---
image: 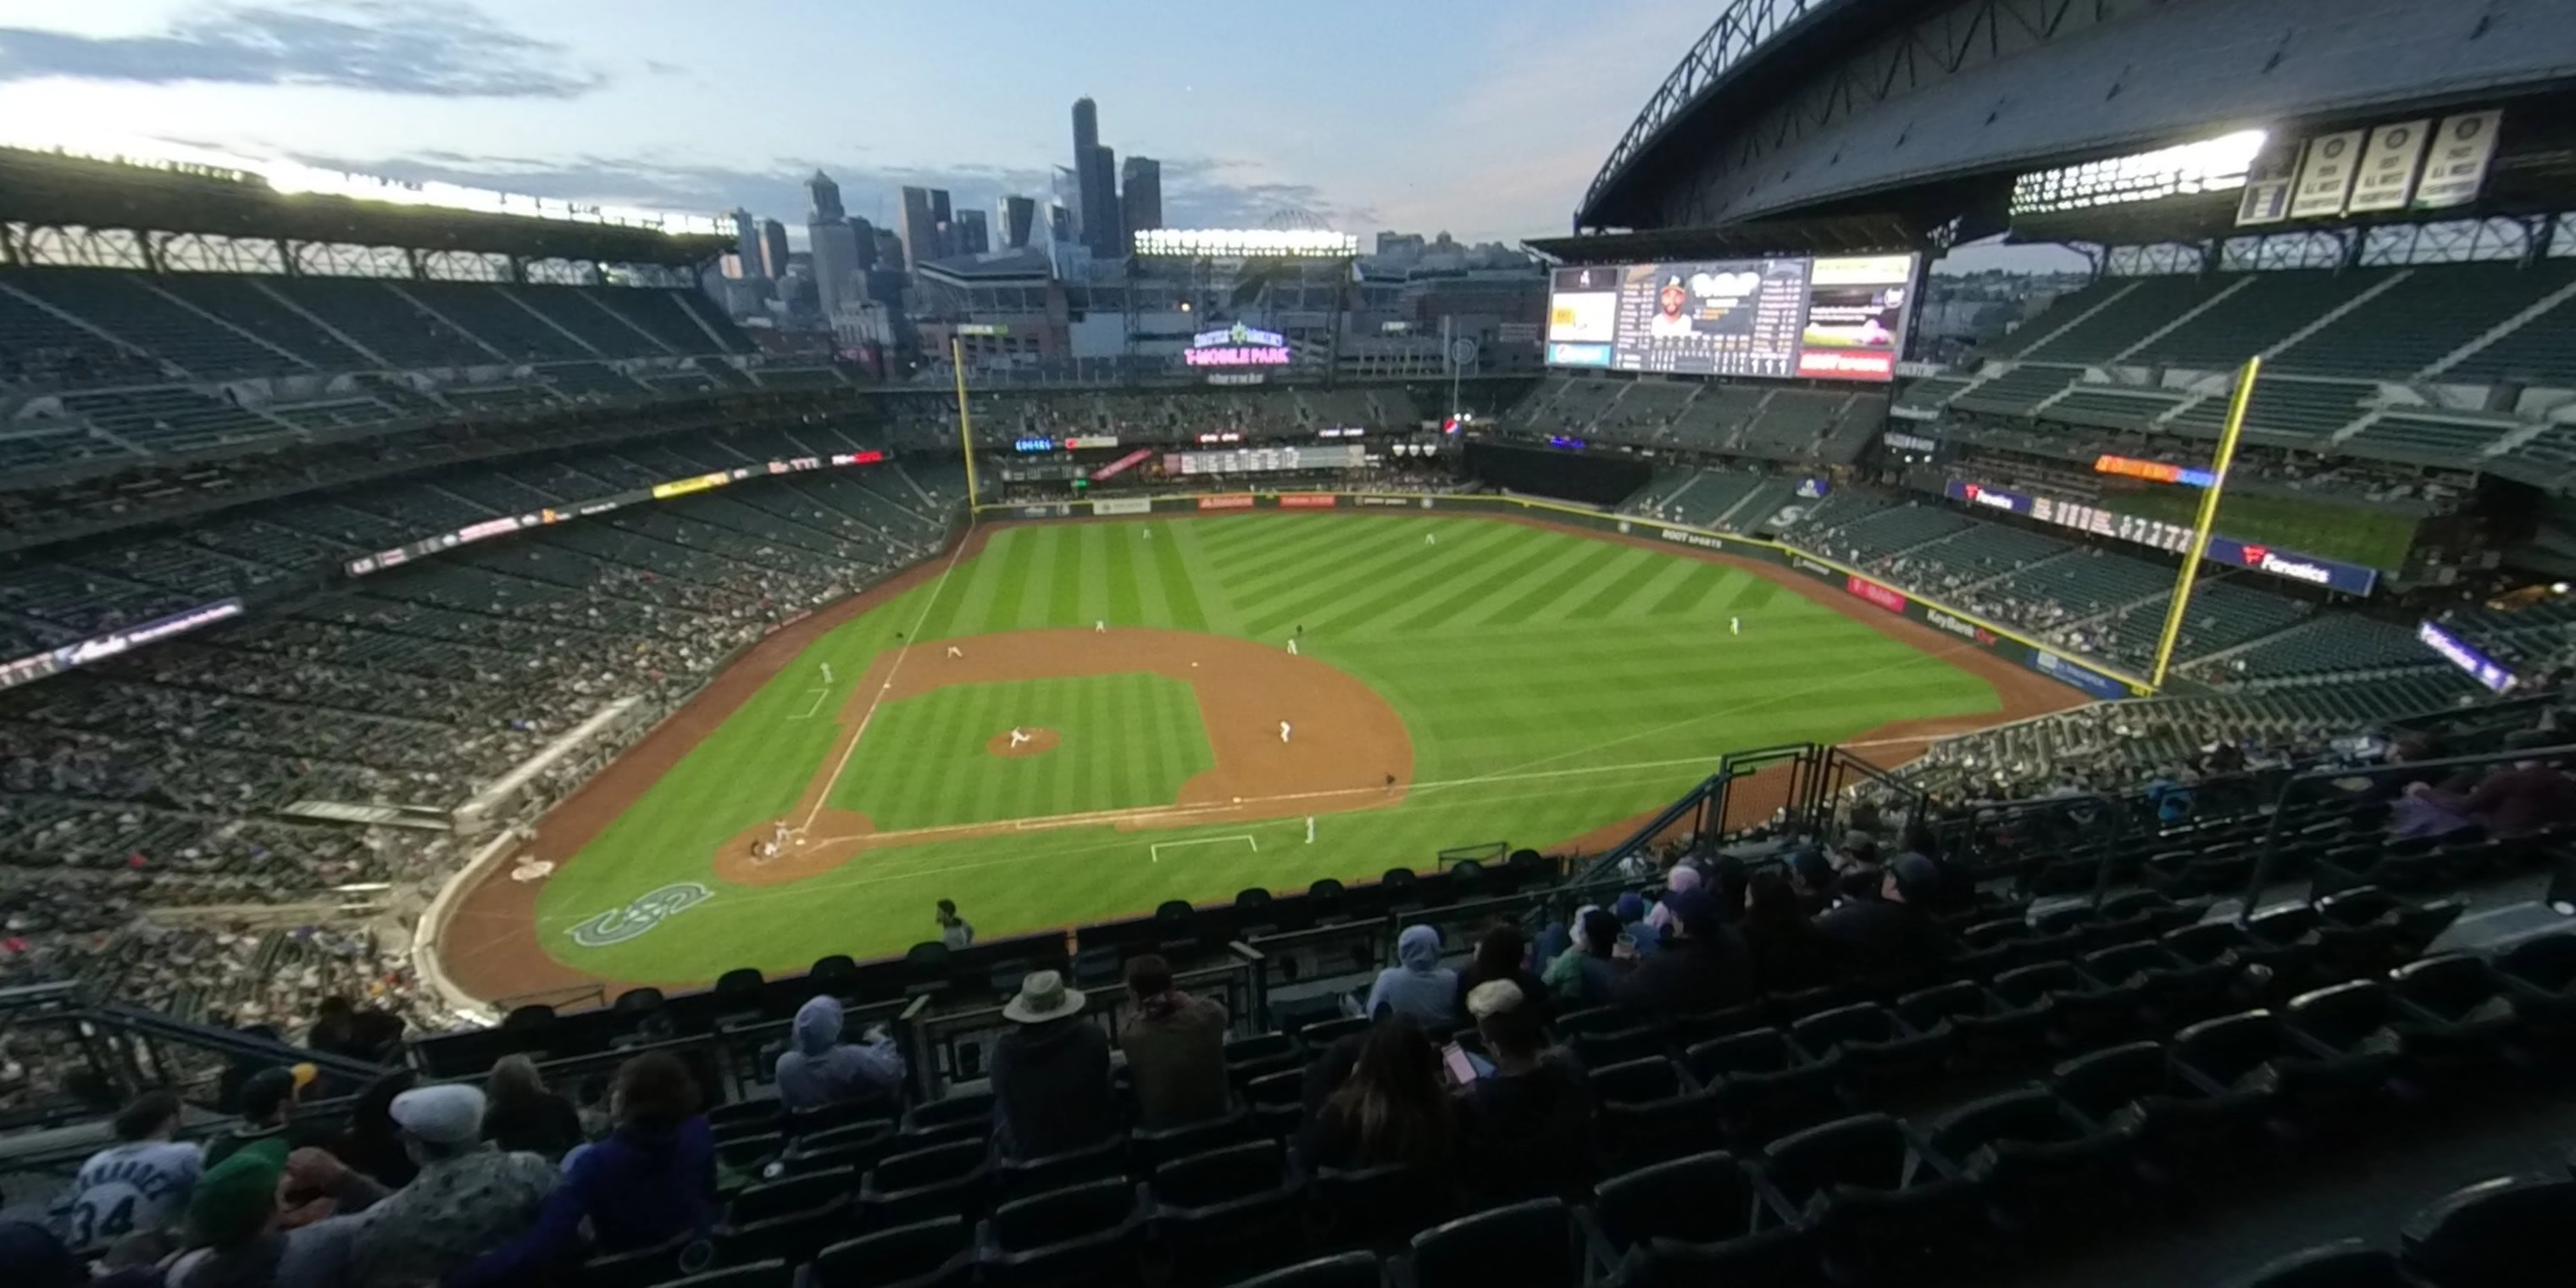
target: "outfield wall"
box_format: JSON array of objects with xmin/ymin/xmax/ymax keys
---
[{"xmin": 980, "ymin": 490, "xmax": 2154, "ymax": 702}]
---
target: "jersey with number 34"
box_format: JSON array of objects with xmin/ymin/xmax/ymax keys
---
[{"xmin": 55, "ymin": 1141, "xmax": 202, "ymax": 1248}]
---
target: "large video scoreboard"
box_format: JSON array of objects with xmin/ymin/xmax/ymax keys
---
[{"xmin": 1544, "ymin": 253, "xmax": 1918, "ymax": 383}]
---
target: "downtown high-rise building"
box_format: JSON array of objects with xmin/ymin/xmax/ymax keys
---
[
  {"xmin": 1072, "ymin": 97, "xmax": 1123, "ymax": 259},
  {"xmin": 899, "ymin": 185, "xmax": 945, "ymax": 270},
  {"xmin": 1120, "ymin": 156, "xmax": 1163, "ymax": 240},
  {"xmin": 997, "ymin": 195, "xmax": 1036, "ymax": 249},
  {"xmin": 758, "ymin": 219, "xmax": 791, "ymax": 279},
  {"xmin": 848, "ymin": 217, "xmax": 879, "ymax": 272},
  {"xmin": 730, "ymin": 208, "xmax": 760, "ymax": 279},
  {"xmin": 957, "ymin": 209, "xmax": 991, "ymax": 256},
  {"xmin": 806, "ymin": 170, "xmax": 858, "ymax": 316}
]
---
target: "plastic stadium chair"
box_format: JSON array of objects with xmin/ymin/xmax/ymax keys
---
[
  {"xmin": 708, "ymin": 1098, "xmax": 783, "ymax": 1136},
  {"xmin": 1588, "ymin": 1057, "xmax": 1724, "ymax": 1171},
  {"xmin": 905, "ymin": 1089, "xmax": 997, "ymax": 1133},
  {"xmin": 1682, "ymin": 1029, "xmax": 1844, "ymax": 1148},
  {"xmin": 2493, "ymin": 933, "xmax": 2576, "ymax": 1028},
  {"xmin": 1130, "ymin": 1108, "xmax": 1259, "ymax": 1175},
  {"xmin": 808, "ymin": 1217, "xmax": 975, "ymax": 1288},
  {"xmin": 2174, "ymin": 1009, "xmax": 2392, "ymax": 1141},
  {"xmin": 2400, "ymin": 1173, "xmax": 2576, "ymax": 1288},
  {"xmin": 1220, "ymin": 1252, "xmax": 1383, "ymax": 1288},
  {"xmin": 1568, "ymin": 1022, "xmax": 1666, "ymax": 1069},
  {"xmin": 978, "ymin": 1177, "xmax": 1146, "ymax": 1287},
  {"xmin": 1925, "ymin": 1089, "xmax": 2135, "ymax": 1241},
  {"xmin": 2047, "ymin": 1041, "xmax": 2260, "ymax": 1184},
  {"xmin": 1309, "ymin": 1163, "xmax": 1454, "ymax": 1252},
  {"xmin": 1393, "ymin": 1198, "xmax": 1574, "ymax": 1288},
  {"xmin": 2222, "ymin": 1241, "xmax": 2417, "ymax": 1288},
  {"xmin": 1787, "ymin": 1003, "xmax": 1951, "ymax": 1103},
  {"xmin": 1225, "ymin": 1032, "xmax": 1302, "ymax": 1086},
  {"xmin": 652, "ymin": 1258, "xmax": 788, "ymax": 1288},
  {"xmin": 728, "ymin": 1166, "xmax": 853, "ymax": 1225},
  {"xmin": 783, "ymin": 1100, "xmax": 893, "ymax": 1140},
  {"xmin": 1761, "ymin": 1113, "xmax": 1975, "ymax": 1282},
  {"xmin": 1242, "ymin": 1069, "xmax": 1306, "ymax": 1141},
  {"xmin": 715, "ymin": 1192, "xmax": 847, "ymax": 1267},
  {"xmin": 2386, "ymin": 953, "xmax": 2526, "ymax": 1063},
  {"xmin": 581, "ymin": 1232, "xmax": 694, "ymax": 1288},
  {"xmin": 861, "ymin": 1140, "xmax": 992, "ymax": 1227},
  {"xmin": 1295, "ymin": 1014, "xmax": 1369, "ymax": 1058},
  {"xmin": 1147, "ymin": 1140, "xmax": 1306, "ymax": 1286},
  {"xmin": 995, "ymin": 1134, "xmax": 1126, "ymax": 1203},
  {"xmin": 1990, "ymin": 961, "xmax": 2144, "ymax": 1051},
  {"xmin": 1574, "ymin": 1150, "xmax": 1805, "ymax": 1286}
]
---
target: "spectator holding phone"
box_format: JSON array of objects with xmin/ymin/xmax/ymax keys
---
[{"xmin": 1456, "ymin": 981, "xmax": 1593, "ymax": 1203}]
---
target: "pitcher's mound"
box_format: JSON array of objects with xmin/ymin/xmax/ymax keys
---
[{"xmin": 988, "ymin": 728, "xmax": 1061, "ymax": 758}]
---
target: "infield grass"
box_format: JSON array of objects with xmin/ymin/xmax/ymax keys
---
[{"xmin": 528, "ymin": 514, "xmax": 2006, "ymax": 982}]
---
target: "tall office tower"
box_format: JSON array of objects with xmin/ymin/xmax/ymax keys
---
[
  {"xmin": 929, "ymin": 189, "xmax": 952, "ymax": 225},
  {"xmin": 1082, "ymin": 143, "xmax": 1121, "ymax": 258},
  {"xmin": 874, "ymin": 228, "xmax": 906, "ymax": 269},
  {"xmin": 730, "ymin": 208, "xmax": 760, "ymax": 279},
  {"xmin": 758, "ymin": 219, "xmax": 791, "ymax": 279},
  {"xmin": 957, "ymin": 209, "xmax": 991, "ymax": 256},
  {"xmin": 1047, "ymin": 203, "xmax": 1074, "ymax": 244},
  {"xmin": 997, "ymin": 195, "xmax": 1037, "ymax": 248},
  {"xmin": 1120, "ymin": 156, "xmax": 1163, "ymax": 236},
  {"xmin": 1072, "ymin": 97, "xmax": 1123, "ymax": 258},
  {"xmin": 899, "ymin": 186, "xmax": 941, "ymax": 269},
  {"xmin": 807, "ymin": 169, "xmax": 845, "ymax": 222},
  {"xmin": 808, "ymin": 219, "xmax": 859, "ymax": 317},
  {"xmin": 847, "ymin": 217, "xmax": 879, "ymax": 271}
]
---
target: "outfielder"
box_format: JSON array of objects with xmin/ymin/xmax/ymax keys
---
[
  {"xmin": 1280, "ymin": 720, "xmax": 1292, "ymax": 744},
  {"xmin": 1287, "ymin": 637, "xmax": 1299, "ymax": 656},
  {"xmin": 1730, "ymin": 616, "xmax": 1741, "ymax": 636},
  {"xmin": 821, "ymin": 663, "xmax": 834, "ymax": 682},
  {"xmin": 946, "ymin": 644, "xmax": 963, "ymax": 658},
  {"xmin": 1095, "ymin": 620, "xmax": 1107, "ymax": 634}
]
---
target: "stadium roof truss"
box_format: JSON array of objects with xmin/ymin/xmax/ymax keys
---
[
  {"xmin": 0, "ymin": 147, "xmax": 727, "ymax": 279},
  {"xmin": 1578, "ymin": 0, "xmax": 2576, "ymax": 234}
]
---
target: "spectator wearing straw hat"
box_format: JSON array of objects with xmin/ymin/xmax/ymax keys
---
[{"xmin": 991, "ymin": 971, "xmax": 1117, "ymax": 1160}]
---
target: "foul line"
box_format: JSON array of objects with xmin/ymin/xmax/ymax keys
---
[
  {"xmin": 797, "ymin": 530, "xmax": 978, "ymax": 833},
  {"xmin": 1150, "ymin": 834, "xmax": 1257, "ymax": 863}
]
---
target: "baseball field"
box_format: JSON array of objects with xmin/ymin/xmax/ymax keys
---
[{"xmin": 439, "ymin": 509, "xmax": 2074, "ymax": 1001}]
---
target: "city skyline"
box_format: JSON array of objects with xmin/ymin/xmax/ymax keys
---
[{"xmin": 0, "ymin": 0, "xmax": 1724, "ymax": 247}]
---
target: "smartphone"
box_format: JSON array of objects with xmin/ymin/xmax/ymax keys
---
[{"xmin": 1441, "ymin": 1041, "xmax": 1480, "ymax": 1086}]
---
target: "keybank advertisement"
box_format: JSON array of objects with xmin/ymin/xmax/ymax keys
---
[{"xmin": 1942, "ymin": 479, "xmax": 2377, "ymax": 597}]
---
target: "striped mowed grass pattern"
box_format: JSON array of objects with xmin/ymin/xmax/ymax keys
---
[
  {"xmin": 531, "ymin": 514, "xmax": 2002, "ymax": 981},
  {"xmin": 830, "ymin": 675, "xmax": 1213, "ymax": 829}
]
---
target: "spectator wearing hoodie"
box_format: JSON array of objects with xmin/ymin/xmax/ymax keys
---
[
  {"xmin": 449, "ymin": 1052, "xmax": 714, "ymax": 1288},
  {"xmin": 774, "ymin": 996, "xmax": 905, "ymax": 1115},
  {"xmin": 991, "ymin": 972, "xmax": 1118, "ymax": 1160},
  {"xmin": 1118, "ymin": 955, "xmax": 1231, "ymax": 1130},
  {"xmin": 1364, "ymin": 925, "xmax": 1460, "ymax": 1030},
  {"xmin": 1642, "ymin": 865, "xmax": 1702, "ymax": 936}
]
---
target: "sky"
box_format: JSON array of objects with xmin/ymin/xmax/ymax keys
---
[{"xmin": 0, "ymin": 0, "xmax": 1735, "ymax": 246}]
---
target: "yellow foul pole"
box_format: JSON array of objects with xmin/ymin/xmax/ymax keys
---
[
  {"xmin": 2150, "ymin": 354, "xmax": 2261, "ymax": 691},
  {"xmin": 951, "ymin": 338, "xmax": 978, "ymax": 509}
]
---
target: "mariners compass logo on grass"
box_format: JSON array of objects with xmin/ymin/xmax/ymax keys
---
[{"xmin": 569, "ymin": 882, "xmax": 713, "ymax": 948}]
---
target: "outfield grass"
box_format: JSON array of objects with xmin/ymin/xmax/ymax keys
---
[{"xmin": 530, "ymin": 515, "xmax": 2006, "ymax": 981}]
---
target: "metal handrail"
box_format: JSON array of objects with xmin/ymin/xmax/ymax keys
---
[{"xmin": 2237, "ymin": 741, "xmax": 2576, "ymax": 918}]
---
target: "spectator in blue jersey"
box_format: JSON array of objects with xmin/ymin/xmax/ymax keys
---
[
  {"xmin": 52, "ymin": 1091, "xmax": 199, "ymax": 1252},
  {"xmin": 774, "ymin": 996, "xmax": 905, "ymax": 1114}
]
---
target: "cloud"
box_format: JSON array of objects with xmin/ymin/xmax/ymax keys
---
[
  {"xmin": 0, "ymin": 2, "xmax": 602, "ymax": 98},
  {"xmin": 1156, "ymin": 156, "xmax": 1379, "ymax": 230}
]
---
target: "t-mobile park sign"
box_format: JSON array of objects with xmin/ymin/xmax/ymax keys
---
[{"xmin": 1184, "ymin": 322, "xmax": 1292, "ymax": 368}]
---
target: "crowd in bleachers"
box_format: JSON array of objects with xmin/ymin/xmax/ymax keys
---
[{"xmin": 0, "ymin": 451, "xmax": 958, "ymax": 1039}]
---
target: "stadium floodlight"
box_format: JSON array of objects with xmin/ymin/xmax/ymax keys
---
[
  {"xmin": 1134, "ymin": 228, "xmax": 1360, "ymax": 258},
  {"xmin": 2011, "ymin": 129, "xmax": 2268, "ymax": 216}
]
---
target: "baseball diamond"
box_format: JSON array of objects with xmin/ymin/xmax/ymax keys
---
[{"xmin": 437, "ymin": 510, "xmax": 2074, "ymax": 998}]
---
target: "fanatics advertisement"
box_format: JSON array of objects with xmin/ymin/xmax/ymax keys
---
[{"xmin": 1941, "ymin": 479, "xmax": 2377, "ymax": 596}]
